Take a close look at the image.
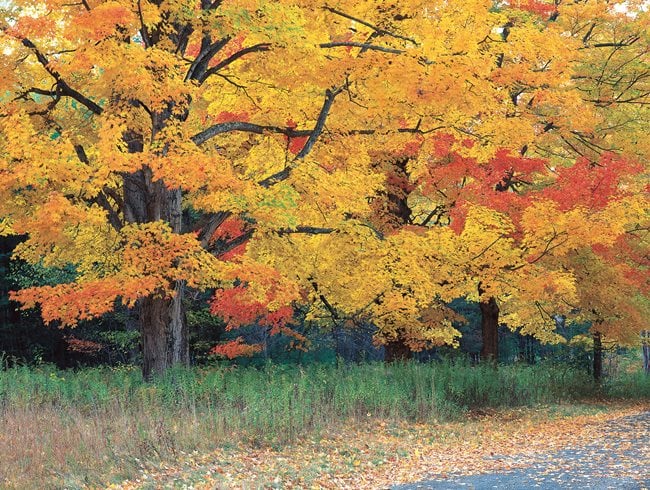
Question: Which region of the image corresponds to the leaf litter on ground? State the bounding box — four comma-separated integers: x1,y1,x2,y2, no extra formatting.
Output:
108,402,649,489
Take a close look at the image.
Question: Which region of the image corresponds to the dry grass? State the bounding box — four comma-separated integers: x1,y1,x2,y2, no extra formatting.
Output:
0,361,647,488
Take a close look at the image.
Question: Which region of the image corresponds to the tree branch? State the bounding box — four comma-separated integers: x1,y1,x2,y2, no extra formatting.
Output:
323,6,418,45
320,41,404,54
418,205,446,227
511,230,569,270
196,210,231,247
72,144,123,230
198,43,272,84
211,228,254,256
20,38,103,115
295,86,342,159
471,235,505,261
191,121,311,145
191,120,441,146
311,280,341,322
185,36,231,81
258,86,343,186
276,226,335,235
94,191,123,230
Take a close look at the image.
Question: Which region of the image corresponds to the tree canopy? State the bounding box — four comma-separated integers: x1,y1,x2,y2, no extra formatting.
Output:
0,0,647,376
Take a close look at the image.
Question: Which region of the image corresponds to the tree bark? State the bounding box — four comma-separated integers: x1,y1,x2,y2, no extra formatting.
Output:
593,330,603,382
373,158,415,362
123,166,189,379
139,284,188,380
479,296,499,363
641,331,649,375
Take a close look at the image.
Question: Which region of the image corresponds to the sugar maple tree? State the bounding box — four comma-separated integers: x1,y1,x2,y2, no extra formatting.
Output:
405,1,650,362
250,133,646,363
203,0,598,359
0,0,646,376
543,155,649,379
232,1,649,361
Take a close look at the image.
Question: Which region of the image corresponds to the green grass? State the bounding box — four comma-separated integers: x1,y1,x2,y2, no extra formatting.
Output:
0,360,647,488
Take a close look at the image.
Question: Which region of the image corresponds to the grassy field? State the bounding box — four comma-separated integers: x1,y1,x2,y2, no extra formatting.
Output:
0,360,648,488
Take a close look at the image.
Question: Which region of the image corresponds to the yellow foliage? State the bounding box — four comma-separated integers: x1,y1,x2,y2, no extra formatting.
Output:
0,0,645,348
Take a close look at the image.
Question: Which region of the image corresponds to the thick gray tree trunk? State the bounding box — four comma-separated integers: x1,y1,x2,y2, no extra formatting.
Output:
478,282,499,363
139,284,188,380
123,166,189,380
593,331,603,382
642,331,649,375
479,296,499,363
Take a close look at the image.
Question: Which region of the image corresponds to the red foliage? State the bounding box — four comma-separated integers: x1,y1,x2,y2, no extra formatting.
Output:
474,188,529,225
461,138,475,149
432,133,456,157
214,111,250,123
210,286,266,329
185,42,201,58
262,305,296,333
288,136,309,155
210,218,249,260
219,244,247,261
485,150,546,187
542,154,641,211
210,337,262,359
209,287,302,357
419,152,476,196
213,217,245,240
284,118,309,155
210,286,295,331
465,150,547,226
399,139,424,158
449,203,469,235
515,1,558,19
592,236,650,295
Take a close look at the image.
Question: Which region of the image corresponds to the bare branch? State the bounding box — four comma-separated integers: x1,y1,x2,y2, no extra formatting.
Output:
295,86,342,159
20,38,103,115
320,41,404,54
198,43,271,84
72,144,123,230
191,122,311,145
514,230,569,270
185,36,231,81
211,228,254,257
196,210,231,247
276,226,335,235
136,0,152,47
323,6,418,45
471,235,505,262
419,205,446,227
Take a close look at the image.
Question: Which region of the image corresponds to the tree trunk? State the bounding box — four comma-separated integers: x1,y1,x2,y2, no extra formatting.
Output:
593,331,603,382
140,283,188,380
124,164,189,379
480,296,499,363
374,158,415,363
385,339,413,362
641,331,649,375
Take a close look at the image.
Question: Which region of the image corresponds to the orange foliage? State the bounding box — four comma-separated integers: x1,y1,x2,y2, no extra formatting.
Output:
210,337,263,359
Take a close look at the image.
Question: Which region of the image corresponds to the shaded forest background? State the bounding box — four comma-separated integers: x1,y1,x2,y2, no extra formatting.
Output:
1,234,634,375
